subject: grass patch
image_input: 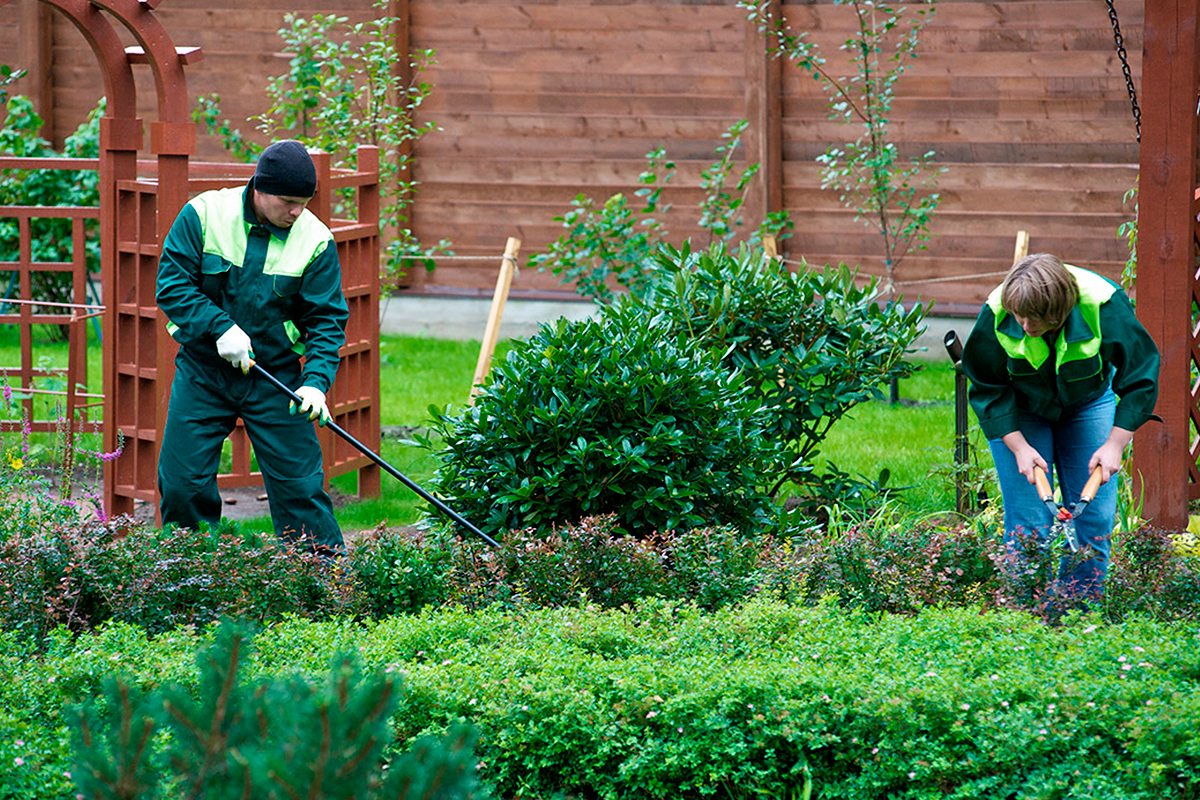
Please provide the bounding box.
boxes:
[817,360,963,514]
[1,323,971,532]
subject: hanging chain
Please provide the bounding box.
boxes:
[1106,0,1141,143]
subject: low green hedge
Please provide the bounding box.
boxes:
[3,600,1198,799]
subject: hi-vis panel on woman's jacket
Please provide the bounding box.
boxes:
[986,265,1117,374]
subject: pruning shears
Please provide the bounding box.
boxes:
[1033,464,1103,553]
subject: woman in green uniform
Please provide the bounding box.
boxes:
[962,253,1159,603]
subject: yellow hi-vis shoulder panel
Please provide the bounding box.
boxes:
[985,265,1118,372]
[188,187,331,276]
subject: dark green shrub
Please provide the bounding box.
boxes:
[68,621,491,800]
[622,242,926,502]
[348,525,454,616]
[421,303,783,539]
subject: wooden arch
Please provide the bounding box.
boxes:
[1,0,199,518]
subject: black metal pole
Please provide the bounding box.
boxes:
[251,363,500,548]
[943,331,971,515]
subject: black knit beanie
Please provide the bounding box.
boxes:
[253,140,317,197]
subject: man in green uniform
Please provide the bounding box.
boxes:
[156,140,349,554]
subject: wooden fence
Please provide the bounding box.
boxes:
[0,0,1144,315]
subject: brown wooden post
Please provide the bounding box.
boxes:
[20,2,55,143]
[309,149,334,226]
[353,144,383,499]
[743,0,783,239]
[1130,0,1200,529]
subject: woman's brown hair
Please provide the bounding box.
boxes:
[1000,253,1079,333]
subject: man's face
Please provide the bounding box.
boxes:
[253,190,311,229]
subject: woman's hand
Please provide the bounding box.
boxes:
[1089,426,1135,483]
[1001,431,1048,484]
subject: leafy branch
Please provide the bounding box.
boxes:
[740,0,943,299]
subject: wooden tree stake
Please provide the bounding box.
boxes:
[470,237,521,401]
[1012,230,1030,263]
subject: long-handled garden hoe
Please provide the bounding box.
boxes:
[251,363,501,549]
[1033,464,1103,553]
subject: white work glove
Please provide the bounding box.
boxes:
[290,385,331,426]
[215,324,254,374]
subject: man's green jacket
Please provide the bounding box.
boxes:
[156,185,349,393]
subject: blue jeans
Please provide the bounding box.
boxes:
[987,387,1119,602]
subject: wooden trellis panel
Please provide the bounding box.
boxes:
[0,199,101,439]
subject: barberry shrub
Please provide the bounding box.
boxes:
[349,525,454,616]
[622,242,926,503]
[420,302,783,539]
[0,519,336,643]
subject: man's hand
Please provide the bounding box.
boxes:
[216,325,254,374]
[290,385,331,426]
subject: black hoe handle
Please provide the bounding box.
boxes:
[251,363,500,548]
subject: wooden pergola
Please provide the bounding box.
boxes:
[1130,0,1200,530]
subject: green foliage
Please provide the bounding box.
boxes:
[193,1,447,283]
[531,120,794,303]
[1105,527,1200,622]
[348,525,453,616]
[1119,180,1139,291]
[445,516,764,612]
[67,621,490,800]
[9,604,1200,799]
[772,505,1001,613]
[657,525,762,611]
[0,517,343,643]
[420,303,783,539]
[528,146,674,303]
[624,242,926,498]
[0,95,105,330]
[0,63,27,104]
[482,516,668,609]
[742,0,943,295]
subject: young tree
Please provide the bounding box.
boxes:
[741,0,943,400]
[193,0,445,285]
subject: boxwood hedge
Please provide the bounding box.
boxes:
[3,600,1198,799]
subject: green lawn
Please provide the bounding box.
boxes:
[817,360,964,514]
[0,323,973,533]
